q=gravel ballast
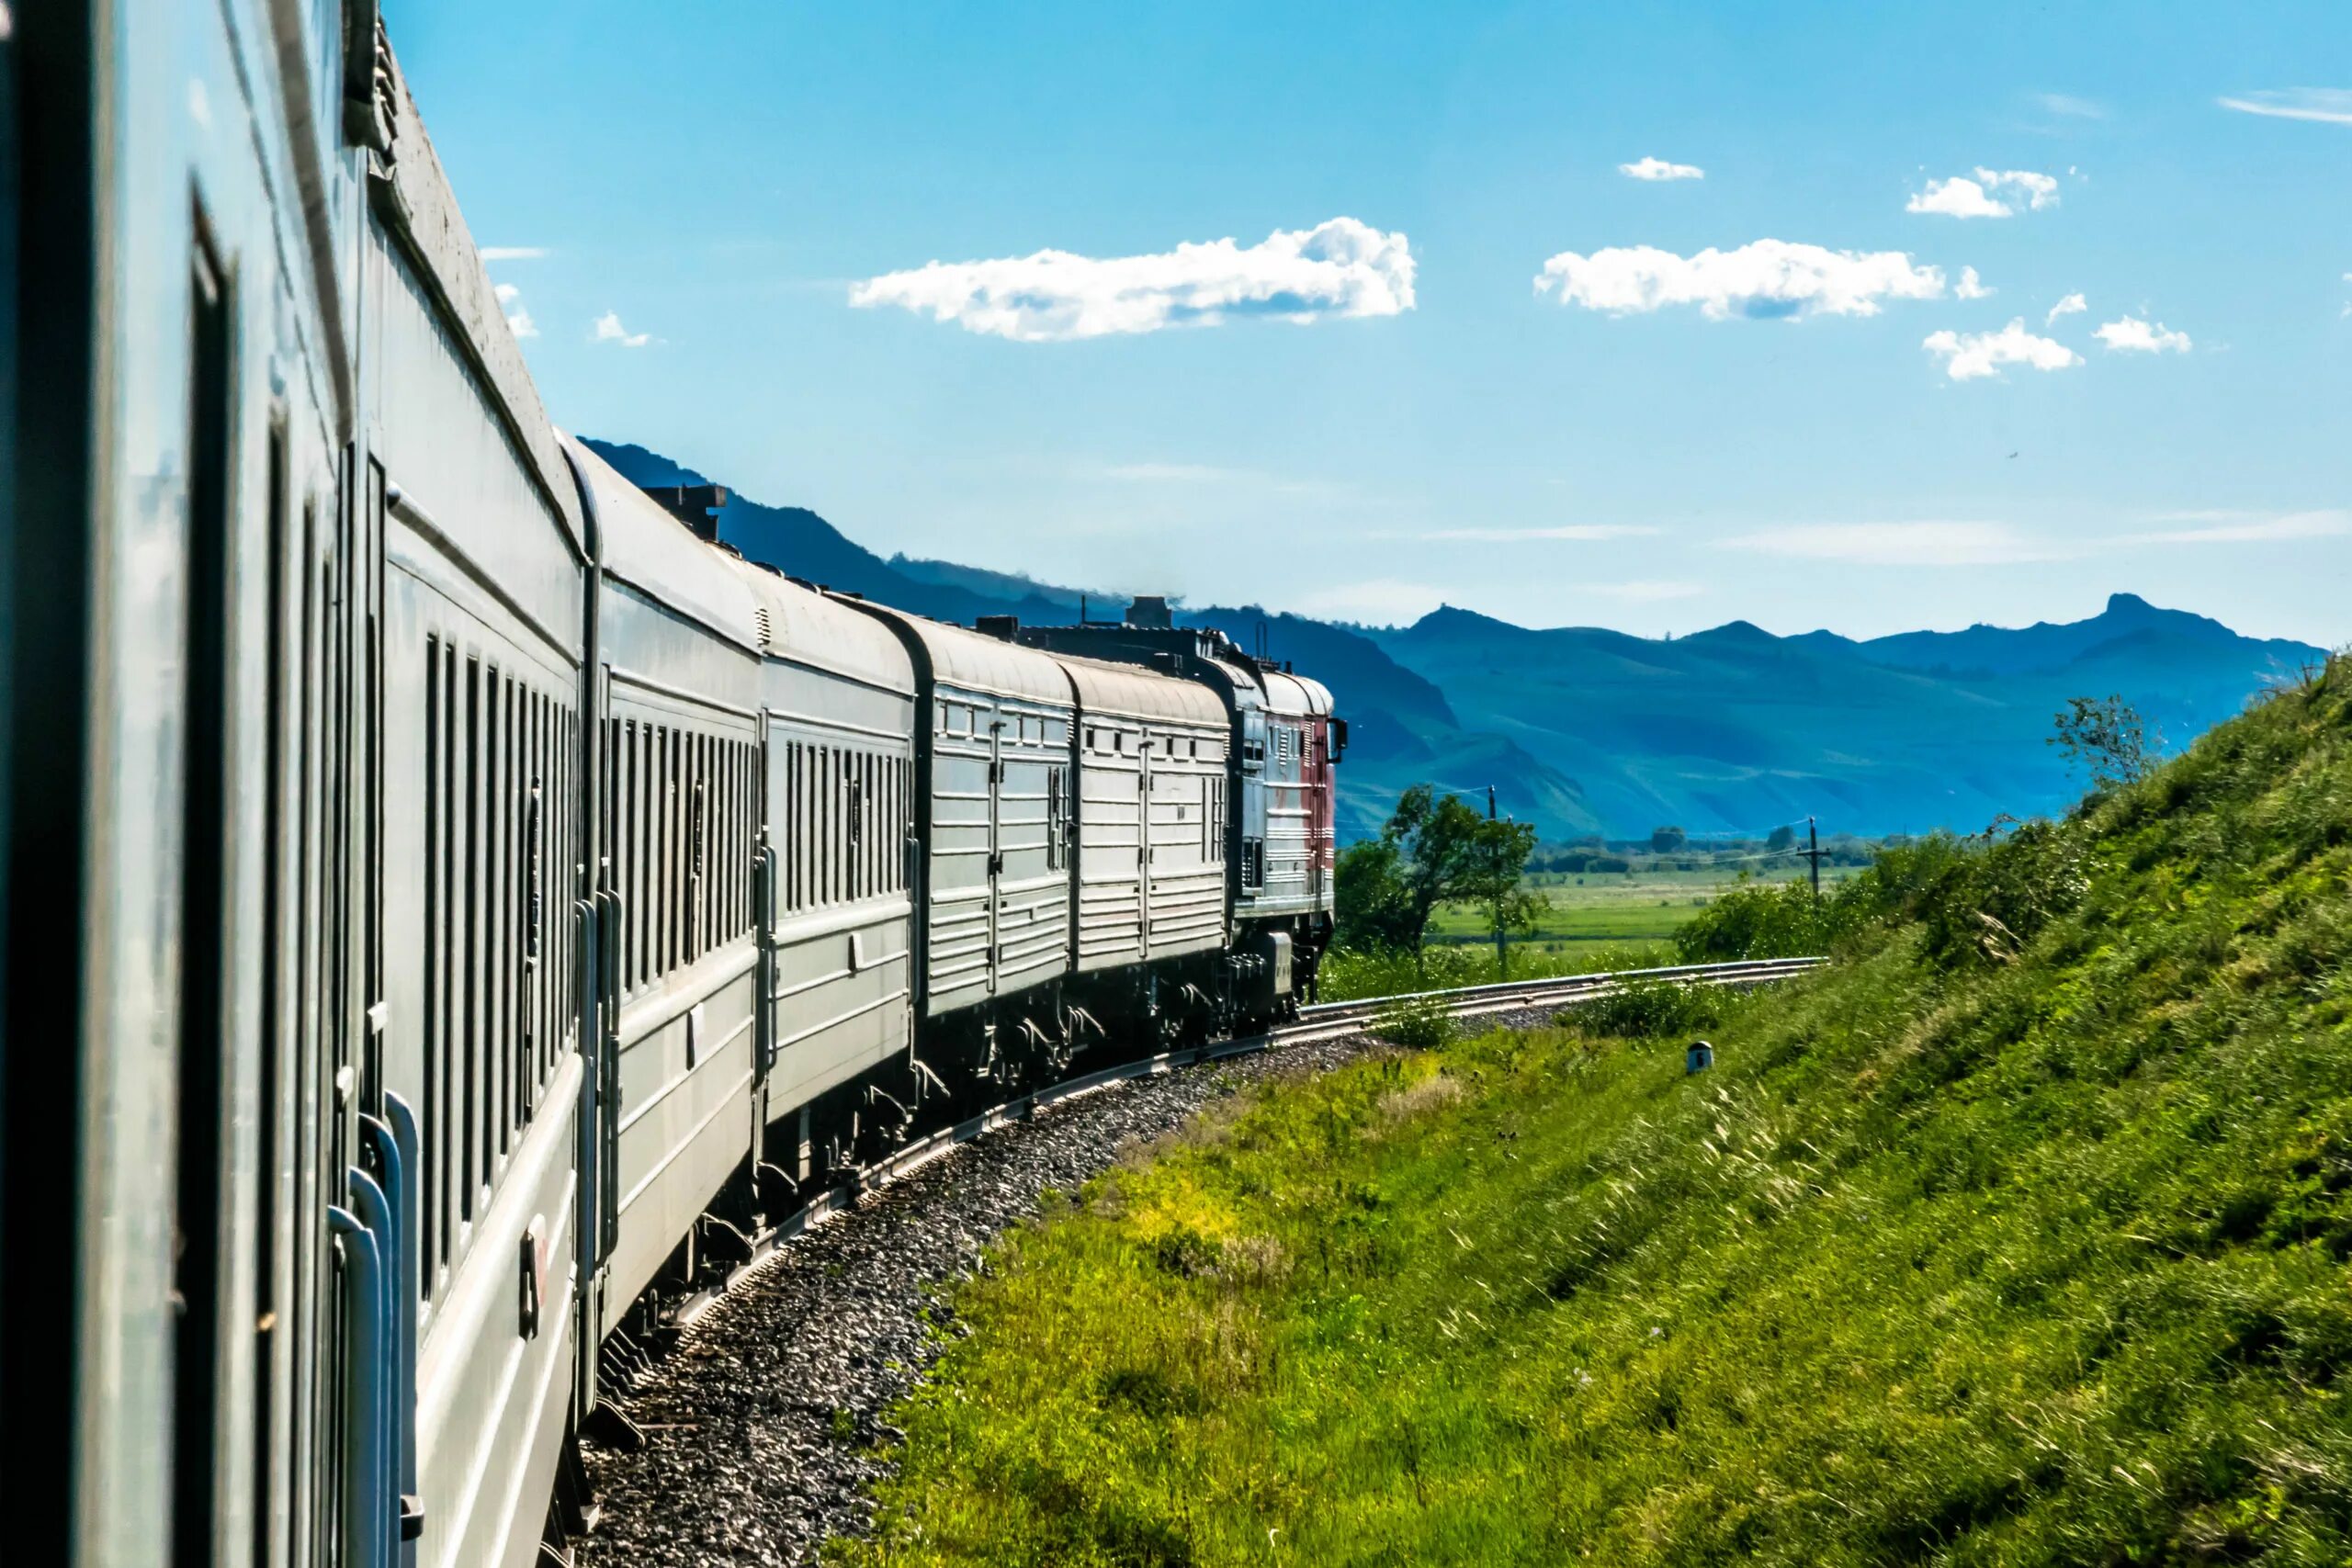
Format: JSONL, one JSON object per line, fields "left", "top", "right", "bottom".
{"left": 577, "top": 1034, "right": 1382, "bottom": 1565}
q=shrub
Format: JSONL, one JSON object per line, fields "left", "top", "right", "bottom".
{"left": 1370, "top": 993, "right": 1457, "bottom": 1050}
{"left": 1557, "top": 976, "right": 1726, "bottom": 1039}
{"left": 1673, "top": 874, "right": 1846, "bottom": 962}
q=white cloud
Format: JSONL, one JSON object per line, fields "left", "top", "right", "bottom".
{"left": 1098, "top": 461, "right": 1243, "bottom": 483}
{"left": 1620, "top": 156, "right": 1704, "bottom": 182}
{"left": 2122, "top": 510, "right": 2348, "bottom": 545}
{"left": 1419, "top": 524, "right": 1660, "bottom": 542}
{"left": 1533, "top": 239, "right": 1948, "bottom": 321}
{"left": 2034, "top": 93, "right": 2107, "bottom": 119}
{"left": 1922, "top": 318, "right": 2082, "bottom": 380}
{"left": 1906, "top": 176, "right": 2009, "bottom": 220}
{"left": 1730, "top": 521, "right": 2071, "bottom": 566}
{"left": 1906, "top": 167, "right": 2060, "bottom": 219}
{"left": 1956, "top": 265, "right": 1993, "bottom": 299}
{"left": 492, "top": 282, "right": 538, "bottom": 340}
{"left": 2094, "top": 316, "right": 2191, "bottom": 354}
{"left": 2046, "top": 291, "right": 2086, "bottom": 325}
{"left": 1288, "top": 579, "right": 1447, "bottom": 625}
{"left": 593, "top": 310, "right": 652, "bottom": 348}
{"left": 479, "top": 246, "right": 548, "bottom": 262}
{"left": 849, "top": 217, "right": 1415, "bottom": 342}
{"left": 1080, "top": 459, "right": 1366, "bottom": 504}
{"left": 2218, "top": 89, "right": 2352, "bottom": 126}
{"left": 1589, "top": 580, "right": 1706, "bottom": 602}
{"left": 1984, "top": 168, "right": 2061, "bottom": 209}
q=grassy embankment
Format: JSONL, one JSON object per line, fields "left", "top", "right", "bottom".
{"left": 838, "top": 664, "right": 2352, "bottom": 1565}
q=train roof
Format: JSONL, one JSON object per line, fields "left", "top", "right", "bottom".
{"left": 730, "top": 562, "right": 916, "bottom": 695}
{"left": 565, "top": 437, "right": 762, "bottom": 653}
{"left": 1259, "top": 668, "right": 1333, "bottom": 720}
{"left": 378, "top": 57, "right": 584, "bottom": 553}
{"left": 1010, "top": 622, "right": 1268, "bottom": 716}
{"left": 840, "top": 602, "right": 1074, "bottom": 709}
{"left": 1055, "top": 650, "right": 1227, "bottom": 728}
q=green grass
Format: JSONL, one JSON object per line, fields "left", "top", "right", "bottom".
{"left": 1424, "top": 866, "right": 1862, "bottom": 950}
{"left": 836, "top": 664, "right": 2352, "bottom": 1566}
{"left": 1317, "top": 940, "right": 1672, "bottom": 1003}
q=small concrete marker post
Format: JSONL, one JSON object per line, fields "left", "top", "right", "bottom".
{"left": 1686, "top": 1038, "right": 1714, "bottom": 1075}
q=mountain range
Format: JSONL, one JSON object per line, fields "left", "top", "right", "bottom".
{"left": 584, "top": 439, "right": 2327, "bottom": 841}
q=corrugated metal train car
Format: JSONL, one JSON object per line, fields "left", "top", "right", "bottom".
{"left": 1, "top": 10, "right": 1345, "bottom": 1567}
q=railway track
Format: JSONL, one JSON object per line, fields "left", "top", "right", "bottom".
{"left": 651, "top": 954, "right": 1826, "bottom": 1336}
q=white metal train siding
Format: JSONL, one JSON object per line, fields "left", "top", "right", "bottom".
{"left": 372, "top": 68, "right": 597, "bottom": 1568}
{"left": 846, "top": 606, "right": 1076, "bottom": 1018}
{"left": 1060, "top": 657, "right": 1228, "bottom": 971}
{"left": 48, "top": 3, "right": 371, "bottom": 1562}
{"left": 373, "top": 274, "right": 585, "bottom": 1568}
{"left": 573, "top": 445, "right": 764, "bottom": 1342}
{"left": 739, "top": 570, "right": 920, "bottom": 1118}
{"left": 1247, "top": 669, "right": 1332, "bottom": 921}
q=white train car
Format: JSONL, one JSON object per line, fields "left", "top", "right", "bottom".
{"left": 732, "top": 564, "right": 919, "bottom": 1174}
{"left": 0, "top": 10, "right": 1345, "bottom": 1566}
{"left": 842, "top": 603, "right": 1077, "bottom": 1078}
{"left": 1058, "top": 653, "right": 1230, "bottom": 1032}
{"left": 567, "top": 443, "right": 763, "bottom": 1344}
{"left": 374, "top": 66, "right": 592, "bottom": 1568}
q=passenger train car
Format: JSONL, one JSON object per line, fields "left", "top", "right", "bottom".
{"left": 0, "top": 7, "right": 1341, "bottom": 1566}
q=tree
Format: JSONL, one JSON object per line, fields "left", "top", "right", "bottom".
{"left": 1651, "top": 825, "right": 1688, "bottom": 854}
{"left": 2050, "top": 694, "right": 2159, "bottom": 793}
{"left": 1467, "top": 812, "right": 1543, "bottom": 976}
{"left": 1363, "top": 784, "right": 1543, "bottom": 968}
{"left": 1335, "top": 838, "right": 1418, "bottom": 953}
{"left": 1767, "top": 824, "right": 1797, "bottom": 853}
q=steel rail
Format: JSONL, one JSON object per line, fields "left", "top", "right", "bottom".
{"left": 648, "top": 954, "right": 1826, "bottom": 1338}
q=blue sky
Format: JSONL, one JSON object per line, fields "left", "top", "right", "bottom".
{"left": 393, "top": 0, "right": 2350, "bottom": 643}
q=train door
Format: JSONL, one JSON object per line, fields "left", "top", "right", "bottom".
{"left": 1239, "top": 706, "right": 1268, "bottom": 893}
{"left": 985, "top": 701, "right": 1003, "bottom": 995}
{"left": 1136, "top": 733, "right": 1153, "bottom": 954}
{"left": 169, "top": 223, "right": 238, "bottom": 1568}
{"left": 590, "top": 660, "right": 621, "bottom": 1324}
{"left": 752, "top": 716, "right": 777, "bottom": 1122}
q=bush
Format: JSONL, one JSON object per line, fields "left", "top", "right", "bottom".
{"left": 1672, "top": 874, "right": 1847, "bottom": 962}
{"left": 1557, "top": 976, "right": 1727, "bottom": 1039}
{"left": 1370, "top": 993, "right": 1457, "bottom": 1050}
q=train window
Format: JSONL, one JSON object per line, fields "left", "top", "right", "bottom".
{"left": 822, "top": 744, "right": 834, "bottom": 907}
{"left": 461, "top": 658, "right": 483, "bottom": 1217}
{"left": 783, "top": 742, "right": 798, "bottom": 914}
{"left": 1045, "top": 766, "right": 1064, "bottom": 870}
{"left": 670, "top": 727, "right": 686, "bottom": 971}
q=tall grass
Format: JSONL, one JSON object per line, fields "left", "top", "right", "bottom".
{"left": 838, "top": 665, "right": 2352, "bottom": 1565}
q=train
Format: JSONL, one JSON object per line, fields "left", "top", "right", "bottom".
{"left": 0, "top": 6, "right": 1344, "bottom": 1566}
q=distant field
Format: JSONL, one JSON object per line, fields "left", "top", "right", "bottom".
{"left": 1426, "top": 863, "right": 1862, "bottom": 950}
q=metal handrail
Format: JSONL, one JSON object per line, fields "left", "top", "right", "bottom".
{"left": 329, "top": 1199, "right": 390, "bottom": 1568}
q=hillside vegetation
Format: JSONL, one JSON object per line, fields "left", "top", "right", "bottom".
{"left": 835, "top": 662, "right": 2352, "bottom": 1566}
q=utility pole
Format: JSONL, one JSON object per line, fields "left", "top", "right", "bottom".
{"left": 1807, "top": 815, "right": 1822, "bottom": 900}
{"left": 1489, "top": 784, "right": 1508, "bottom": 978}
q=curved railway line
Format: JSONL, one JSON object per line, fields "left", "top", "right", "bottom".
{"left": 577, "top": 956, "right": 1826, "bottom": 1563}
